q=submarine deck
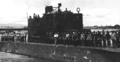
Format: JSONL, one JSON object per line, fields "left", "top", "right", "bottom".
{"left": 0, "top": 42, "right": 120, "bottom": 62}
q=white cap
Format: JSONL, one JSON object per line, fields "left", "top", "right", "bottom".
{"left": 66, "top": 34, "right": 70, "bottom": 37}
{"left": 54, "top": 34, "right": 59, "bottom": 37}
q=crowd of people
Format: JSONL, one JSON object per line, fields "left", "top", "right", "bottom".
{"left": 1, "top": 30, "right": 120, "bottom": 47}
{"left": 0, "top": 31, "right": 28, "bottom": 43}
{"left": 46, "top": 31, "right": 120, "bottom": 47}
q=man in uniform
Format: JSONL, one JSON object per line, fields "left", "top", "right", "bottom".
{"left": 116, "top": 31, "right": 120, "bottom": 47}
{"left": 26, "top": 33, "right": 28, "bottom": 43}
{"left": 80, "top": 32, "right": 85, "bottom": 46}
{"left": 86, "top": 32, "right": 92, "bottom": 46}
{"left": 0, "top": 33, "right": 2, "bottom": 42}
{"left": 65, "top": 33, "right": 70, "bottom": 45}
{"left": 110, "top": 31, "right": 116, "bottom": 47}
{"left": 105, "top": 31, "right": 111, "bottom": 47}
{"left": 54, "top": 33, "right": 59, "bottom": 45}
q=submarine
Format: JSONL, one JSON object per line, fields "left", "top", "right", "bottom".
{"left": 0, "top": 3, "right": 120, "bottom": 62}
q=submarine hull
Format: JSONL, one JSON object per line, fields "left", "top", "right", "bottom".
{"left": 0, "top": 42, "right": 120, "bottom": 62}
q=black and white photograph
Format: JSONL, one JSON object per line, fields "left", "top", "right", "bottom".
{"left": 0, "top": 0, "right": 120, "bottom": 62}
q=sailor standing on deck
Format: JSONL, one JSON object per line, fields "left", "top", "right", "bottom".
{"left": 65, "top": 33, "right": 70, "bottom": 45}
{"left": 116, "top": 31, "right": 120, "bottom": 47}
{"left": 21, "top": 33, "right": 26, "bottom": 42}
{"left": 72, "top": 32, "right": 78, "bottom": 46}
{"left": 4, "top": 33, "right": 8, "bottom": 42}
{"left": 54, "top": 33, "right": 59, "bottom": 45}
{"left": 110, "top": 31, "right": 116, "bottom": 47}
{"left": 86, "top": 32, "right": 92, "bottom": 46}
{"left": 97, "top": 31, "right": 102, "bottom": 47}
{"left": 105, "top": 31, "right": 111, "bottom": 47}
{"left": 0, "top": 33, "right": 2, "bottom": 42}
{"left": 80, "top": 32, "right": 85, "bottom": 46}
{"left": 14, "top": 33, "right": 17, "bottom": 42}
{"left": 16, "top": 33, "right": 20, "bottom": 42}
{"left": 118, "top": 31, "right": 120, "bottom": 46}
{"left": 26, "top": 33, "right": 28, "bottom": 43}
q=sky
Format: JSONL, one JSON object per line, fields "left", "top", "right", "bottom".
{"left": 0, "top": 0, "right": 120, "bottom": 26}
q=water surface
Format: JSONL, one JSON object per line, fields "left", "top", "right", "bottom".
{"left": 0, "top": 52, "right": 60, "bottom": 62}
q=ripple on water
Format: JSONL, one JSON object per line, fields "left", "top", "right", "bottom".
{"left": 0, "top": 52, "right": 62, "bottom": 62}
{"left": 0, "top": 52, "right": 35, "bottom": 62}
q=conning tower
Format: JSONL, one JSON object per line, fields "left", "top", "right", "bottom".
{"left": 28, "top": 3, "right": 83, "bottom": 42}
